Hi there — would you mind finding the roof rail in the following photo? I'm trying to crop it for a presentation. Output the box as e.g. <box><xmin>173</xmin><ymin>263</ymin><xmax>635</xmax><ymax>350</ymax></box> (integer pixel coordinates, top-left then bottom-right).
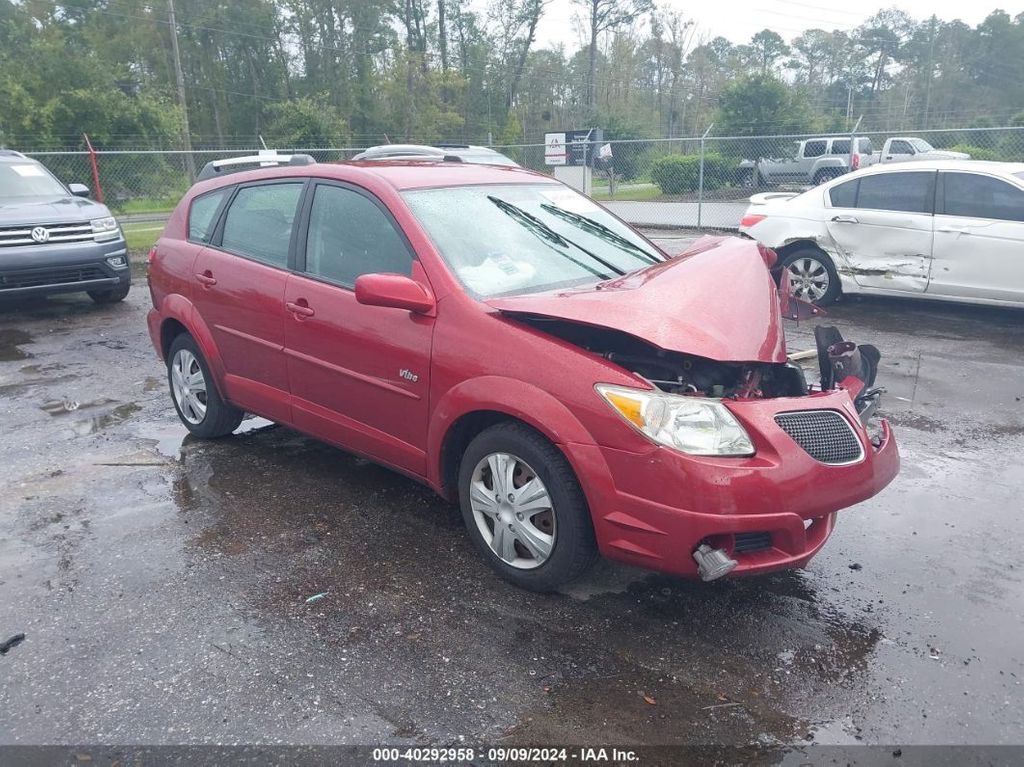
<box><xmin>196</xmin><ymin>150</ymin><xmax>316</xmax><ymax>182</ymax></box>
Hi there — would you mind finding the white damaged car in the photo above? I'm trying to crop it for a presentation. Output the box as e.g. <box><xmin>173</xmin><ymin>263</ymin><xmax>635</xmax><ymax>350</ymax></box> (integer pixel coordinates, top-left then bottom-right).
<box><xmin>739</xmin><ymin>160</ymin><xmax>1024</xmax><ymax>307</ymax></box>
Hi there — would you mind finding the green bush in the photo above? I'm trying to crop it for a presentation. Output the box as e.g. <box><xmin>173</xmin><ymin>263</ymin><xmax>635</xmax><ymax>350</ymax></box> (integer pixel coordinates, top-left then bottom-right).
<box><xmin>649</xmin><ymin>153</ymin><xmax>732</xmax><ymax>195</ymax></box>
<box><xmin>948</xmin><ymin>144</ymin><xmax>1001</xmax><ymax>161</ymax></box>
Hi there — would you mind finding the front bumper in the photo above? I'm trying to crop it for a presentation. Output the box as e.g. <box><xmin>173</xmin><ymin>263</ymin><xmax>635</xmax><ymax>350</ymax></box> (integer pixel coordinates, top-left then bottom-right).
<box><xmin>0</xmin><ymin>238</ymin><xmax>130</xmax><ymax>297</ymax></box>
<box><xmin>570</xmin><ymin>388</ymin><xmax>900</xmax><ymax>579</ymax></box>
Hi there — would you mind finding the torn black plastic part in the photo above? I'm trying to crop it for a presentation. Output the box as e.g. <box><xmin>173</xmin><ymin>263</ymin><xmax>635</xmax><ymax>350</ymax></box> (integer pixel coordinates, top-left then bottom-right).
<box><xmin>856</xmin><ymin>386</ymin><xmax>885</xmax><ymax>424</ymax></box>
<box><xmin>815</xmin><ymin>326</ymin><xmax>880</xmax><ymax>391</ymax></box>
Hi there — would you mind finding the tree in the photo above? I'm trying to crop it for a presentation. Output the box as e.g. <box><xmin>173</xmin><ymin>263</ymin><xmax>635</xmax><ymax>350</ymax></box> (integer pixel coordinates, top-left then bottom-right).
<box><xmin>715</xmin><ymin>74</ymin><xmax>813</xmax><ymax>136</ymax></box>
<box><xmin>573</xmin><ymin>0</ymin><xmax>653</xmax><ymax>107</ymax></box>
<box><xmin>748</xmin><ymin>29</ymin><xmax>789</xmax><ymax>75</ymax></box>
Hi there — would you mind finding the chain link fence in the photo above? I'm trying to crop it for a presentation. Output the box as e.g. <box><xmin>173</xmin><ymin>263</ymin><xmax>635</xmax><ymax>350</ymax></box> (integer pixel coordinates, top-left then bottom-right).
<box><xmin>23</xmin><ymin>127</ymin><xmax>1024</xmax><ymax>238</ymax></box>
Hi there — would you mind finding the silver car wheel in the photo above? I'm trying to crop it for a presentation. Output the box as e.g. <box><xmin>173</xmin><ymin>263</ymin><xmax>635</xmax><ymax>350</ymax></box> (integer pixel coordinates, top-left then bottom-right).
<box><xmin>170</xmin><ymin>349</ymin><xmax>208</xmax><ymax>425</ymax></box>
<box><xmin>787</xmin><ymin>257</ymin><xmax>831</xmax><ymax>302</ymax></box>
<box><xmin>469</xmin><ymin>452</ymin><xmax>556</xmax><ymax>570</ymax></box>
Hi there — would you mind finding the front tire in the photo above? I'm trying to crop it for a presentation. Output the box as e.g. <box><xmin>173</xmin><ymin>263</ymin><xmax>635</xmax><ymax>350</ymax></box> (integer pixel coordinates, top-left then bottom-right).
<box><xmin>458</xmin><ymin>422</ymin><xmax>597</xmax><ymax>591</ymax></box>
<box><xmin>88</xmin><ymin>280</ymin><xmax>131</xmax><ymax>304</ymax></box>
<box><xmin>166</xmin><ymin>334</ymin><xmax>244</xmax><ymax>438</ymax></box>
<box><xmin>780</xmin><ymin>248</ymin><xmax>841</xmax><ymax>305</ymax></box>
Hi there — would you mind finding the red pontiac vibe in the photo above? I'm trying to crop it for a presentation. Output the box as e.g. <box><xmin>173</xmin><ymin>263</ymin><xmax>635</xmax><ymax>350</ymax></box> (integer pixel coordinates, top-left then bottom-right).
<box><xmin>146</xmin><ymin>157</ymin><xmax>900</xmax><ymax>591</ymax></box>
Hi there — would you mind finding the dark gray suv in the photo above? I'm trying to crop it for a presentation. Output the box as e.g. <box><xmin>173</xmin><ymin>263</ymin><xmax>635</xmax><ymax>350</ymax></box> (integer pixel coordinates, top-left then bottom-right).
<box><xmin>0</xmin><ymin>150</ymin><xmax>130</xmax><ymax>303</ymax></box>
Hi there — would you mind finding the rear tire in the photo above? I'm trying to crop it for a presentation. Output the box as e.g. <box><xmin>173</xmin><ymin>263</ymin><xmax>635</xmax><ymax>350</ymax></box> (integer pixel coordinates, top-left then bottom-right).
<box><xmin>166</xmin><ymin>334</ymin><xmax>244</xmax><ymax>438</ymax></box>
<box><xmin>779</xmin><ymin>248</ymin><xmax>841</xmax><ymax>305</ymax></box>
<box><xmin>813</xmin><ymin>168</ymin><xmax>843</xmax><ymax>185</ymax></box>
<box><xmin>88</xmin><ymin>280</ymin><xmax>131</xmax><ymax>304</ymax></box>
<box><xmin>458</xmin><ymin>422</ymin><xmax>598</xmax><ymax>591</ymax></box>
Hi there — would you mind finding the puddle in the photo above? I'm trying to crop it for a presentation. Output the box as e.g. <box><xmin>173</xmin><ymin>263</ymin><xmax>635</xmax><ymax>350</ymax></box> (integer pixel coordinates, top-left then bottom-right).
<box><xmin>0</xmin><ymin>328</ymin><xmax>34</xmax><ymax>361</ymax></box>
<box><xmin>70</xmin><ymin>403</ymin><xmax>142</xmax><ymax>435</ymax></box>
<box><xmin>41</xmin><ymin>397</ymin><xmax>116</xmax><ymax>416</ymax></box>
<box><xmin>136</xmin><ymin>420</ymin><xmax>190</xmax><ymax>460</ymax></box>
<box><xmin>143</xmin><ymin>376</ymin><xmax>162</xmax><ymax>393</ymax></box>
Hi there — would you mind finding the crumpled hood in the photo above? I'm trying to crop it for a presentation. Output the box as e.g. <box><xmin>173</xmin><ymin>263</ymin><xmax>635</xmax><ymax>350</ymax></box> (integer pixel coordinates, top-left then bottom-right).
<box><xmin>0</xmin><ymin>196</ymin><xmax>110</xmax><ymax>226</ymax></box>
<box><xmin>487</xmin><ymin>236</ymin><xmax>788</xmax><ymax>363</ymax></box>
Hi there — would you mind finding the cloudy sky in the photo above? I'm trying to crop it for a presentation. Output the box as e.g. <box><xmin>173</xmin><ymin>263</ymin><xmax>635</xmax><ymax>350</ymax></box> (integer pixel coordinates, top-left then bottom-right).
<box><xmin>530</xmin><ymin>0</ymin><xmax>1024</xmax><ymax>49</ymax></box>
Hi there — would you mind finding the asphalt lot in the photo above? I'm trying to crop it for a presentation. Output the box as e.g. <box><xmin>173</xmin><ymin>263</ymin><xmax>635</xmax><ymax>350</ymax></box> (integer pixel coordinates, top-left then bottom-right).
<box><xmin>1</xmin><ymin>234</ymin><xmax>1022</xmax><ymax>749</ymax></box>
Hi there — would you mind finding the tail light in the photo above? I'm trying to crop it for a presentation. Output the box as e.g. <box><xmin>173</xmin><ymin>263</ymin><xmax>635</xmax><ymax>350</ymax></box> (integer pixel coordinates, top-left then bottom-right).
<box><xmin>851</xmin><ymin>153</ymin><xmax>860</xmax><ymax>170</ymax></box>
<box><xmin>740</xmin><ymin>213</ymin><xmax>766</xmax><ymax>228</ymax></box>
<box><xmin>147</xmin><ymin>246</ymin><xmax>157</xmax><ymax>265</ymax></box>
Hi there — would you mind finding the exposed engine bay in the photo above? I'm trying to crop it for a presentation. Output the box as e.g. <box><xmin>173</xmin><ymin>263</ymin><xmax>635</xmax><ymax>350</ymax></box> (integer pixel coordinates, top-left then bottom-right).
<box><xmin>512</xmin><ymin>316</ymin><xmax>886</xmax><ymax>415</ymax></box>
<box><xmin>514</xmin><ymin>317</ymin><xmax>809</xmax><ymax>399</ymax></box>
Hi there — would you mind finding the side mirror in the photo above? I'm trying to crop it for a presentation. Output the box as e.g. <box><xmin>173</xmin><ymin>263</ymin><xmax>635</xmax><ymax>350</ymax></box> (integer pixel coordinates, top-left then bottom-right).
<box><xmin>355</xmin><ymin>273</ymin><xmax>435</xmax><ymax>315</ymax></box>
<box><xmin>68</xmin><ymin>183</ymin><xmax>91</xmax><ymax>198</ymax></box>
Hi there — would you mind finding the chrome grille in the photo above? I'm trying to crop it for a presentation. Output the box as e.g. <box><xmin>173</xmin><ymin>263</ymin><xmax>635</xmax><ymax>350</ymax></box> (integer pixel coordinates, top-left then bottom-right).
<box><xmin>0</xmin><ymin>264</ymin><xmax>107</xmax><ymax>290</ymax></box>
<box><xmin>0</xmin><ymin>222</ymin><xmax>94</xmax><ymax>247</ymax></box>
<box><xmin>774</xmin><ymin>410</ymin><xmax>863</xmax><ymax>465</ymax></box>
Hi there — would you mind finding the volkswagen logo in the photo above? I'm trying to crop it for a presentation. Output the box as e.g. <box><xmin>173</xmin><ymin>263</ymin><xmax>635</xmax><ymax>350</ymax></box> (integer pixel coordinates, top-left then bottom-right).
<box><xmin>30</xmin><ymin>226</ymin><xmax>50</xmax><ymax>243</ymax></box>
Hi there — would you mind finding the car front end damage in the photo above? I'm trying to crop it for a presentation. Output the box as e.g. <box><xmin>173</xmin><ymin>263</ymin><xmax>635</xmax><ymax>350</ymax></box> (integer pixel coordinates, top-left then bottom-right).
<box><xmin>491</xmin><ymin>236</ymin><xmax>899</xmax><ymax>580</ymax></box>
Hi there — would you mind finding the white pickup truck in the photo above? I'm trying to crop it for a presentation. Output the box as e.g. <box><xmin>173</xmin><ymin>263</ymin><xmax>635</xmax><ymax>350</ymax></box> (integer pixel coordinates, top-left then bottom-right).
<box><xmin>740</xmin><ymin>136</ymin><xmax>969</xmax><ymax>187</ymax></box>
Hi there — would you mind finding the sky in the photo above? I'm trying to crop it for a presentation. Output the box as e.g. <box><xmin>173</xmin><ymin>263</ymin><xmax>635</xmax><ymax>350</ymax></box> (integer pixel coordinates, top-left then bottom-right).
<box><xmin>529</xmin><ymin>0</ymin><xmax>1024</xmax><ymax>50</ymax></box>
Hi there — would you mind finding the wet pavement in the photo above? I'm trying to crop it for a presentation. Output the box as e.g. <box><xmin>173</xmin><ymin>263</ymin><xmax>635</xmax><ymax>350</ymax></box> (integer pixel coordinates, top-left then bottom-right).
<box><xmin>1</xmin><ymin>246</ymin><xmax>1022</xmax><ymax>748</ymax></box>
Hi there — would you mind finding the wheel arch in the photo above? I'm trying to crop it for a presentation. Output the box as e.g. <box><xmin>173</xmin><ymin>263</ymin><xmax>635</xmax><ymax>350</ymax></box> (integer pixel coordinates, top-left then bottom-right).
<box><xmin>429</xmin><ymin>377</ymin><xmax>600</xmax><ymax>503</ymax></box>
<box><xmin>157</xmin><ymin>294</ymin><xmax>229</xmax><ymax>399</ymax></box>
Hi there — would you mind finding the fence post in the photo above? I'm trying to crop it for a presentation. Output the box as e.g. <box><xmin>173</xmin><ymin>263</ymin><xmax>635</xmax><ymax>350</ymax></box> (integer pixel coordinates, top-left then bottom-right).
<box><xmin>82</xmin><ymin>133</ymin><xmax>104</xmax><ymax>204</ymax></box>
<box><xmin>697</xmin><ymin>123</ymin><xmax>714</xmax><ymax>229</ymax></box>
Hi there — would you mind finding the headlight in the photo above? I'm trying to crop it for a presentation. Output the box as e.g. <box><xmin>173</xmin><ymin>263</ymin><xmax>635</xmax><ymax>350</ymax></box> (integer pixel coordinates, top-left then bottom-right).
<box><xmin>91</xmin><ymin>216</ymin><xmax>121</xmax><ymax>242</ymax></box>
<box><xmin>596</xmin><ymin>384</ymin><xmax>755</xmax><ymax>456</ymax></box>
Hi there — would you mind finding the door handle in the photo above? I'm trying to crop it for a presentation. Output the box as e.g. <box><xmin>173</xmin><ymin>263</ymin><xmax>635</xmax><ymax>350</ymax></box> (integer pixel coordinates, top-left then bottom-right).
<box><xmin>286</xmin><ymin>300</ymin><xmax>315</xmax><ymax>318</ymax></box>
<box><xmin>831</xmin><ymin>215</ymin><xmax>859</xmax><ymax>224</ymax></box>
<box><xmin>938</xmin><ymin>225</ymin><xmax>970</xmax><ymax>234</ymax></box>
<box><xmin>194</xmin><ymin>271</ymin><xmax>217</xmax><ymax>287</ymax></box>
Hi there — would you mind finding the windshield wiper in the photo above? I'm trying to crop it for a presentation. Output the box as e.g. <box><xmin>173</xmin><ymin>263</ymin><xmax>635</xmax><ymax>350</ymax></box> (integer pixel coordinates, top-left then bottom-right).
<box><xmin>540</xmin><ymin>203</ymin><xmax>661</xmax><ymax>264</ymax></box>
<box><xmin>487</xmin><ymin>196</ymin><xmax>626</xmax><ymax>277</ymax></box>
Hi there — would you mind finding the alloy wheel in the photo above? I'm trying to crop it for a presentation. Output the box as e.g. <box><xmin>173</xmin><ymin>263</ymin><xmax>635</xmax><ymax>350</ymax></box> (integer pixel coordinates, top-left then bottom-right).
<box><xmin>787</xmin><ymin>257</ymin><xmax>831</xmax><ymax>302</ymax></box>
<box><xmin>469</xmin><ymin>452</ymin><xmax>556</xmax><ymax>570</ymax></box>
<box><xmin>170</xmin><ymin>348</ymin><xmax>208</xmax><ymax>425</ymax></box>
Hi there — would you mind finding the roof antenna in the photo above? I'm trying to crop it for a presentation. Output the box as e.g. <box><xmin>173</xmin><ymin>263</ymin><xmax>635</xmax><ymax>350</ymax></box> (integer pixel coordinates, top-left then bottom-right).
<box><xmin>258</xmin><ymin>135</ymin><xmax>268</xmax><ymax>150</ymax></box>
<box><xmin>383</xmin><ymin>134</ymin><xmax>391</xmax><ymax>144</ymax></box>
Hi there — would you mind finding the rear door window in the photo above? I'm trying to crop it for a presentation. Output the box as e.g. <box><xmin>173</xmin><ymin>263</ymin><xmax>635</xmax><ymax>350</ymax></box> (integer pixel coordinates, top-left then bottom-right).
<box><xmin>855</xmin><ymin>171</ymin><xmax>935</xmax><ymax>214</ymax></box>
<box><xmin>219</xmin><ymin>182</ymin><xmax>304</xmax><ymax>267</ymax></box>
<box><xmin>829</xmin><ymin>179</ymin><xmax>858</xmax><ymax>208</ymax></box>
<box><xmin>188</xmin><ymin>188</ymin><xmax>229</xmax><ymax>243</ymax></box>
<box><xmin>803</xmin><ymin>140</ymin><xmax>826</xmax><ymax>158</ymax></box>
<box><xmin>830</xmin><ymin>140</ymin><xmax>851</xmax><ymax>155</ymax></box>
<box><xmin>939</xmin><ymin>172</ymin><xmax>1024</xmax><ymax>222</ymax></box>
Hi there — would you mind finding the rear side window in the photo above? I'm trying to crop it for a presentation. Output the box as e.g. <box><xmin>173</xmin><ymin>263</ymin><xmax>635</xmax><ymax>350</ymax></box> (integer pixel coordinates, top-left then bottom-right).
<box><xmin>830</xmin><ymin>140</ymin><xmax>850</xmax><ymax>155</ymax></box>
<box><xmin>858</xmin><ymin>138</ymin><xmax>874</xmax><ymax>155</ymax></box>
<box><xmin>304</xmin><ymin>184</ymin><xmax>413</xmax><ymax>286</ymax></box>
<box><xmin>888</xmin><ymin>140</ymin><xmax>913</xmax><ymax>154</ymax></box>
<box><xmin>220</xmin><ymin>182</ymin><xmax>303</xmax><ymax>267</ymax></box>
<box><xmin>855</xmin><ymin>172</ymin><xmax>934</xmax><ymax>214</ymax></box>
<box><xmin>829</xmin><ymin>179</ymin><xmax>858</xmax><ymax>207</ymax></box>
<box><xmin>188</xmin><ymin>189</ymin><xmax>228</xmax><ymax>243</ymax></box>
<box><xmin>940</xmin><ymin>172</ymin><xmax>1024</xmax><ymax>222</ymax></box>
<box><xmin>803</xmin><ymin>140</ymin><xmax>826</xmax><ymax>158</ymax></box>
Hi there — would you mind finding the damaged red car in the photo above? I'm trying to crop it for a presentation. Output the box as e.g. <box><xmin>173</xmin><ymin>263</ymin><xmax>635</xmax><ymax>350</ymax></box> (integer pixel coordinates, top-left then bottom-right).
<box><xmin>147</xmin><ymin>157</ymin><xmax>900</xmax><ymax>591</ymax></box>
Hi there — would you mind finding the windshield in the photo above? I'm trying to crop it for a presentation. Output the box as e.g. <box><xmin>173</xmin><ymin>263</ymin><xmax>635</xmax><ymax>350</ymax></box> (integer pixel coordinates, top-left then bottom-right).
<box><xmin>0</xmin><ymin>161</ymin><xmax>69</xmax><ymax>202</ymax></box>
<box><xmin>451</xmin><ymin>151</ymin><xmax>518</xmax><ymax>167</ymax></box>
<box><xmin>402</xmin><ymin>184</ymin><xmax>665</xmax><ymax>297</ymax></box>
<box><xmin>909</xmin><ymin>138</ymin><xmax>935</xmax><ymax>152</ymax></box>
